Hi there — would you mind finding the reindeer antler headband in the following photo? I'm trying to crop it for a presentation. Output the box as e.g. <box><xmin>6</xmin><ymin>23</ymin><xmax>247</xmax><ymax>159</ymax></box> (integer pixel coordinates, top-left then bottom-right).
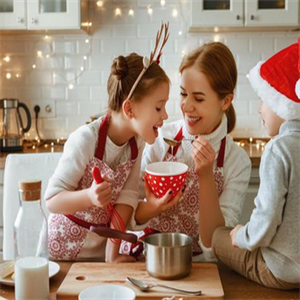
<box><xmin>127</xmin><ymin>22</ymin><xmax>170</xmax><ymax>100</ymax></box>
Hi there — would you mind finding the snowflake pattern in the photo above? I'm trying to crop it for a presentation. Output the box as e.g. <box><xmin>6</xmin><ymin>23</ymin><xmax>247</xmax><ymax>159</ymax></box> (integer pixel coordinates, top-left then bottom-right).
<box><xmin>48</xmin><ymin>155</ymin><xmax>137</xmax><ymax>260</ymax></box>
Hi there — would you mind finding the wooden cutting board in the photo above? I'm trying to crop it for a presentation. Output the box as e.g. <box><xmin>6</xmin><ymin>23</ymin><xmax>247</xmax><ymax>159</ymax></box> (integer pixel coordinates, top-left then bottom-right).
<box><xmin>56</xmin><ymin>262</ymin><xmax>224</xmax><ymax>300</ymax></box>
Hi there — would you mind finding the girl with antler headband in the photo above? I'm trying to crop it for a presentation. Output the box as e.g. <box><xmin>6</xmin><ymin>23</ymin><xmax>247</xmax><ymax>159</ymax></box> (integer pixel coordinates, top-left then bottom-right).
<box><xmin>44</xmin><ymin>23</ymin><xmax>180</xmax><ymax>262</ymax></box>
<box><xmin>127</xmin><ymin>42</ymin><xmax>252</xmax><ymax>262</ymax></box>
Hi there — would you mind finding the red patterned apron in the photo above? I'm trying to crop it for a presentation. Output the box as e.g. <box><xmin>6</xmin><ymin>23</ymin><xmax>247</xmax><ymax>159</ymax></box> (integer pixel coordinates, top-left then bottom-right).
<box><xmin>48</xmin><ymin>113</ymin><xmax>138</xmax><ymax>260</ymax></box>
<box><xmin>121</xmin><ymin>127</ymin><xmax>226</xmax><ymax>258</ymax></box>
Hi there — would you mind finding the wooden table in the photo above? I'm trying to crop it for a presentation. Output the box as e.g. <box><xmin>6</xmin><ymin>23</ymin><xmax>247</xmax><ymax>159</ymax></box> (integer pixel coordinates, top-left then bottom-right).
<box><xmin>0</xmin><ymin>262</ymin><xmax>299</xmax><ymax>300</ymax></box>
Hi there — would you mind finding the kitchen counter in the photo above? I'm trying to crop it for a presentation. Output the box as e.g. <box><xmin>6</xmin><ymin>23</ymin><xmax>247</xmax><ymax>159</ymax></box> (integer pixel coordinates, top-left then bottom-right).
<box><xmin>0</xmin><ymin>261</ymin><xmax>299</xmax><ymax>300</ymax></box>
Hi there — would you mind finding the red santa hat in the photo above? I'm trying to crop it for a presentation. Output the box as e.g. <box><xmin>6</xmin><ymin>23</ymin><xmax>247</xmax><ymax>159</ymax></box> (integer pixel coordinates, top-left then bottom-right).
<box><xmin>248</xmin><ymin>37</ymin><xmax>300</xmax><ymax>120</ymax></box>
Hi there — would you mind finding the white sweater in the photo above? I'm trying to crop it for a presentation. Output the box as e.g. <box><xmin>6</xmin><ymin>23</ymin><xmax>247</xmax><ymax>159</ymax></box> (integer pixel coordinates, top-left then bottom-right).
<box><xmin>139</xmin><ymin>115</ymin><xmax>252</xmax><ymax>259</ymax></box>
<box><xmin>45</xmin><ymin>117</ymin><xmax>145</xmax><ymax>211</ymax></box>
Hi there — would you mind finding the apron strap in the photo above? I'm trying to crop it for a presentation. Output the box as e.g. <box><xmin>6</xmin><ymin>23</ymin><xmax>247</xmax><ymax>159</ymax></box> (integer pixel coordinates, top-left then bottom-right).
<box><xmin>95</xmin><ymin>112</ymin><xmax>138</xmax><ymax>160</ymax></box>
<box><xmin>167</xmin><ymin>127</ymin><xmax>183</xmax><ymax>156</ymax></box>
<box><xmin>95</xmin><ymin>112</ymin><xmax>110</xmax><ymax>160</ymax></box>
<box><xmin>217</xmin><ymin>137</ymin><xmax>226</xmax><ymax>168</ymax></box>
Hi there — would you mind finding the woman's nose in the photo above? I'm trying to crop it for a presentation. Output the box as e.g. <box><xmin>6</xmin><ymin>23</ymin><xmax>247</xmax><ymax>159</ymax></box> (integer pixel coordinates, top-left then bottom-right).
<box><xmin>182</xmin><ymin>96</ymin><xmax>192</xmax><ymax>112</ymax></box>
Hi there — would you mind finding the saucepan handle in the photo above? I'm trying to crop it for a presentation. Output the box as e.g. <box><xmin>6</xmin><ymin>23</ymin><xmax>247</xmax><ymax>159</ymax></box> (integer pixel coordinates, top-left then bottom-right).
<box><xmin>90</xmin><ymin>225</ymin><xmax>138</xmax><ymax>244</ymax></box>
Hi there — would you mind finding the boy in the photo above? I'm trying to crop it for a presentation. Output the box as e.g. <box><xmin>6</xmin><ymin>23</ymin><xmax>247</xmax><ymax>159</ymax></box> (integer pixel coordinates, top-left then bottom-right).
<box><xmin>212</xmin><ymin>38</ymin><xmax>300</xmax><ymax>289</ymax></box>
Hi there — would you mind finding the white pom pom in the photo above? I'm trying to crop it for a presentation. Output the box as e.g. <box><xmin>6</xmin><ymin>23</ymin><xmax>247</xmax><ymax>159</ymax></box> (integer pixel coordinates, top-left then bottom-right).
<box><xmin>143</xmin><ymin>56</ymin><xmax>150</xmax><ymax>68</ymax></box>
<box><xmin>296</xmin><ymin>79</ymin><xmax>300</xmax><ymax>99</ymax></box>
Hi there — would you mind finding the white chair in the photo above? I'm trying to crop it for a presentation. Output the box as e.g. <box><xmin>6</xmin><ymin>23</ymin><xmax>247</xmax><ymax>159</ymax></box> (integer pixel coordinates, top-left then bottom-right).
<box><xmin>3</xmin><ymin>153</ymin><xmax>62</xmax><ymax>260</ymax></box>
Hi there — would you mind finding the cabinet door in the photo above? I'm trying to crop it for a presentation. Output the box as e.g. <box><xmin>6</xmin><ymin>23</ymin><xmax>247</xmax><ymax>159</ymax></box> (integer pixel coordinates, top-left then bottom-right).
<box><xmin>190</xmin><ymin>0</ymin><xmax>244</xmax><ymax>28</ymax></box>
<box><xmin>27</xmin><ymin>0</ymin><xmax>81</xmax><ymax>30</ymax></box>
<box><xmin>246</xmin><ymin>0</ymin><xmax>299</xmax><ymax>27</ymax></box>
<box><xmin>0</xmin><ymin>0</ymin><xmax>26</xmax><ymax>29</ymax></box>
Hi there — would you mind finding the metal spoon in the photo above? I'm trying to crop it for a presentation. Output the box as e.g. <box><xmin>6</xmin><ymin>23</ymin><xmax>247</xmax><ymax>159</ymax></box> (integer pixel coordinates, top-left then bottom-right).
<box><xmin>127</xmin><ymin>277</ymin><xmax>202</xmax><ymax>296</ymax></box>
<box><xmin>163</xmin><ymin>137</ymin><xmax>194</xmax><ymax>147</ymax></box>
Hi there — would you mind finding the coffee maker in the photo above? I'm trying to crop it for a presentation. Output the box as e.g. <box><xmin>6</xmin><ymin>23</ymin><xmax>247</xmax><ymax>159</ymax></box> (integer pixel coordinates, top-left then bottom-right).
<box><xmin>0</xmin><ymin>99</ymin><xmax>31</xmax><ymax>152</ymax></box>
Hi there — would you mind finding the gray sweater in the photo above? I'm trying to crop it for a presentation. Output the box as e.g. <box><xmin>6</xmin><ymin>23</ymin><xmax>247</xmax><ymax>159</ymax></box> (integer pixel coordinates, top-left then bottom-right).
<box><xmin>236</xmin><ymin>120</ymin><xmax>300</xmax><ymax>283</ymax></box>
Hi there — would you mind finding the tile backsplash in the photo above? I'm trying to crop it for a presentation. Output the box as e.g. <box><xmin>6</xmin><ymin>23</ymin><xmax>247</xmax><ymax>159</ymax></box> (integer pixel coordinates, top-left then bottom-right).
<box><xmin>0</xmin><ymin>1</ymin><xmax>299</xmax><ymax>139</ymax></box>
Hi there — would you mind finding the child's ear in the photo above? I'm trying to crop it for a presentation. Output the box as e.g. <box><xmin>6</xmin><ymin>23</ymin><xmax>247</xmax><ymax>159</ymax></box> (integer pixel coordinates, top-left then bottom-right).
<box><xmin>122</xmin><ymin>99</ymin><xmax>134</xmax><ymax>119</ymax></box>
<box><xmin>221</xmin><ymin>94</ymin><xmax>233</xmax><ymax>111</ymax></box>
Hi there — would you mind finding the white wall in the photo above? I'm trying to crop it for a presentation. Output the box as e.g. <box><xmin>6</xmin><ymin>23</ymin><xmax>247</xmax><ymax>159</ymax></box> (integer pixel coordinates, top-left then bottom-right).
<box><xmin>0</xmin><ymin>0</ymin><xmax>299</xmax><ymax>139</ymax></box>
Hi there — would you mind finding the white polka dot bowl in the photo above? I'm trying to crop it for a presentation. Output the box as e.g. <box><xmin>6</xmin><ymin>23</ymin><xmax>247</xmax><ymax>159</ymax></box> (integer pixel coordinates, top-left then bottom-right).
<box><xmin>145</xmin><ymin>161</ymin><xmax>188</xmax><ymax>199</ymax></box>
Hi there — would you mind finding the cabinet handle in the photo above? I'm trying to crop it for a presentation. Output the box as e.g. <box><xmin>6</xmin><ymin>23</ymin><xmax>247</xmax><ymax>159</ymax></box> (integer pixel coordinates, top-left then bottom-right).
<box><xmin>17</xmin><ymin>17</ymin><xmax>23</xmax><ymax>23</ymax></box>
<box><xmin>250</xmin><ymin>15</ymin><xmax>255</xmax><ymax>20</ymax></box>
<box><xmin>31</xmin><ymin>18</ymin><xmax>37</xmax><ymax>24</ymax></box>
<box><xmin>236</xmin><ymin>15</ymin><xmax>241</xmax><ymax>20</ymax></box>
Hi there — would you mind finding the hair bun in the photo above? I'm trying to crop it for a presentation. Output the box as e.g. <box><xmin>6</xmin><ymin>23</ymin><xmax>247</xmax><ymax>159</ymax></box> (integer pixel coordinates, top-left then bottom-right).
<box><xmin>111</xmin><ymin>56</ymin><xmax>128</xmax><ymax>80</ymax></box>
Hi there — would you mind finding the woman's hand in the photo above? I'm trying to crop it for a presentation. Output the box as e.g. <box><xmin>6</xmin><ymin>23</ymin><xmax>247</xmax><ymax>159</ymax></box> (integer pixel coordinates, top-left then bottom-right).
<box><xmin>192</xmin><ymin>137</ymin><xmax>215</xmax><ymax>177</ymax></box>
<box><xmin>135</xmin><ymin>178</ymin><xmax>184</xmax><ymax>225</ymax></box>
<box><xmin>87</xmin><ymin>177</ymin><xmax>112</xmax><ymax>208</ymax></box>
<box><xmin>230</xmin><ymin>224</ymin><xmax>243</xmax><ymax>248</ymax></box>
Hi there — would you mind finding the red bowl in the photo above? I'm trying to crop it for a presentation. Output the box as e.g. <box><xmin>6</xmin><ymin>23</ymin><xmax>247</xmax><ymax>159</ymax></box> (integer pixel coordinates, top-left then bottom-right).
<box><xmin>145</xmin><ymin>161</ymin><xmax>188</xmax><ymax>198</ymax></box>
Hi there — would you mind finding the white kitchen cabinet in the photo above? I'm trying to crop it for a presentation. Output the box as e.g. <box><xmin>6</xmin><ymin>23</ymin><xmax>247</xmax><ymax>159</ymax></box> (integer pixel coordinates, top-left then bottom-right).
<box><xmin>190</xmin><ymin>0</ymin><xmax>299</xmax><ymax>31</ymax></box>
<box><xmin>0</xmin><ymin>0</ymin><xmax>89</xmax><ymax>30</ymax></box>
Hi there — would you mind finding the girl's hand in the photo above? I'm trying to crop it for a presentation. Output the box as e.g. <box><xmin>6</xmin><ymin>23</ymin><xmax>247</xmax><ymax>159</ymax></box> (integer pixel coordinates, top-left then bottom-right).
<box><xmin>106</xmin><ymin>253</ymin><xmax>136</xmax><ymax>263</ymax></box>
<box><xmin>87</xmin><ymin>177</ymin><xmax>112</xmax><ymax>208</ymax></box>
<box><xmin>230</xmin><ymin>224</ymin><xmax>243</xmax><ymax>248</ymax></box>
<box><xmin>192</xmin><ymin>137</ymin><xmax>215</xmax><ymax>177</ymax></box>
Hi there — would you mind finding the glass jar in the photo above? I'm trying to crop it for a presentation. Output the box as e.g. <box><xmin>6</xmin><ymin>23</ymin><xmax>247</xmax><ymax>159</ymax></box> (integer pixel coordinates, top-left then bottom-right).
<box><xmin>14</xmin><ymin>180</ymin><xmax>49</xmax><ymax>300</ymax></box>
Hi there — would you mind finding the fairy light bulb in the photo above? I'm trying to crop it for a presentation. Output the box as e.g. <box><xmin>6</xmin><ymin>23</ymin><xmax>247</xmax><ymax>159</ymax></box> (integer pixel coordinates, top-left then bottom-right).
<box><xmin>6</xmin><ymin>73</ymin><xmax>11</xmax><ymax>79</ymax></box>
<box><xmin>32</xmin><ymin>64</ymin><xmax>36</xmax><ymax>69</ymax></box>
<box><xmin>37</xmin><ymin>50</ymin><xmax>43</xmax><ymax>57</ymax></box>
<box><xmin>172</xmin><ymin>8</ymin><xmax>178</xmax><ymax>18</ymax></box>
<box><xmin>148</xmin><ymin>6</ymin><xmax>153</xmax><ymax>15</ymax></box>
<box><xmin>16</xmin><ymin>73</ymin><xmax>21</xmax><ymax>78</ymax></box>
<box><xmin>96</xmin><ymin>1</ymin><xmax>103</xmax><ymax>7</ymax></box>
<box><xmin>3</xmin><ymin>56</ymin><xmax>10</xmax><ymax>62</ymax></box>
<box><xmin>68</xmin><ymin>83</ymin><xmax>74</xmax><ymax>90</ymax></box>
<box><xmin>160</xmin><ymin>0</ymin><xmax>166</xmax><ymax>6</ymax></box>
<box><xmin>115</xmin><ymin>8</ymin><xmax>121</xmax><ymax>16</ymax></box>
<box><xmin>128</xmin><ymin>9</ymin><xmax>134</xmax><ymax>16</ymax></box>
<box><xmin>44</xmin><ymin>35</ymin><xmax>50</xmax><ymax>40</ymax></box>
<box><xmin>85</xmin><ymin>39</ymin><xmax>89</xmax><ymax>43</ymax></box>
<box><xmin>83</xmin><ymin>55</ymin><xmax>87</xmax><ymax>60</ymax></box>
<box><xmin>80</xmin><ymin>66</ymin><xmax>84</xmax><ymax>71</ymax></box>
<box><xmin>46</xmin><ymin>54</ymin><xmax>50</xmax><ymax>58</ymax></box>
<box><xmin>178</xmin><ymin>30</ymin><xmax>182</xmax><ymax>35</ymax></box>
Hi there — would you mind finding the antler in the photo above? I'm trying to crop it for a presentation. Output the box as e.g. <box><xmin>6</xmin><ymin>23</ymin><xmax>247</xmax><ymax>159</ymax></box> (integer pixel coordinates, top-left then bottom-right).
<box><xmin>127</xmin><ymin>22</ymin><xmax>170</xmax><ymax>100</ymax></box>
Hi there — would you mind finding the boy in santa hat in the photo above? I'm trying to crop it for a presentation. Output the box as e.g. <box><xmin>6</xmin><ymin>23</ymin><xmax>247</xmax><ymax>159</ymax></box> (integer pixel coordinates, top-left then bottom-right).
<box><xmin>212</xmin><ymin>38</ymin><xmax>300</xmax><ymax>289</ymax></box>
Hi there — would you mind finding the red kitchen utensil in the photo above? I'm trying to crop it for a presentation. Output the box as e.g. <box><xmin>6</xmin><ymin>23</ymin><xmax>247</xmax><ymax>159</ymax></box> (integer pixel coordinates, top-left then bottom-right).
<box><xmin>92</xmin><ymin>167</ymin><xmax>126</xmax><ymax>244</ymax></box>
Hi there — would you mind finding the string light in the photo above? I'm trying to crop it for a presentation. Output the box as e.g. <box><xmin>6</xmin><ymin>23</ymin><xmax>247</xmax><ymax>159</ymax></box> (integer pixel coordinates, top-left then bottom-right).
<box><xmin>3</xmin><ymin>56</ymin><xmax>10</xmax><ymax>62</ymax></box>
<box><xmin>6</xmin><ymin>73</ymin><xmax>11</xmax><ymax>79</ymax></box>
<box><xmin>32</xmin><ymin>64</ymin><xmax>36</xmax><ymax>69</ymax></box>
<box><xmin>148</xmin><ymin>6</ymin><xmax>153</xmax><ymax>15</ymax></box>
<box><xmin>172</xmin><ymin>8</ymin><xmax>178</xmax><ymax>18</ymax></box>
<box><xmin>96</xmin><ymin>1</ymin><xmax>103</xmax><ymax>7</ymax></box>
<box><xmin>115</xmin><ymin>8</ymin><xmax>121</xmax><ymax>16</ymax></box>
<box><xmin>160</xmin><ymin>0</ymin><xmax>166</xmax><ymax>6</ymax></box>
<box><xmin>128</xmin><ymin>9</ymin><xmax>134</xmax><ymax>16</ymax></box>
<box><xmin>37</xmin><ymin>51</ymin><xmax>43</xmax><ymax>57</ymax></box>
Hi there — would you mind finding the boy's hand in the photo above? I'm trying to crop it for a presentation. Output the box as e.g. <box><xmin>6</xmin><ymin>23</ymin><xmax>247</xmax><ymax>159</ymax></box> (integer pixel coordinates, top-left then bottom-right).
<box><xmin>192</xmin><ymin>137</ymin><xmax>215</xmax><ymax>177</ymax></box>
<box><xmin>87</xmin><ymin>176</ymin><xmax>112</xmax><ymax>208</ymax></box>
<box><xmin>230</xmin><ymin>224</ymin><xmax>243</xmax><ymax>248</ymax></box>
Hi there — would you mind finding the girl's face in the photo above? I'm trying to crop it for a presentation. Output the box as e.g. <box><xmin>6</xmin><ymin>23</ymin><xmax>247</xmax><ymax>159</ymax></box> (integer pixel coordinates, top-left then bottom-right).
<box><xmin>131</xmin><ymin>82</ymin><xmax>169</xmax><ymax>144</ymax></box>
<box><xmin>180</xmin><ymin>66</ymin><xmax>231</xmax><ymax>135</ymax></box>
<box><xmin>258</xmin><ymin>101</ymin><xmax>284</xmax><ymax>137</ymax></box>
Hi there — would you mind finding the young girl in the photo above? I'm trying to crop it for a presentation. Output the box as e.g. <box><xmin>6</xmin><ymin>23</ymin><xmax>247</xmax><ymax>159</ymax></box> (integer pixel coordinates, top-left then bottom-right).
<box><xmin>128</xmin><ymin>42</ymin><xmax>252</xmax><ymax>261</ymax></box>
<box><xmin>45</xmin><ymin>25</ymin><xmax>172</xmax><ymax>262</ymax></box>
<box><xmin>213</xmin><ymin>40</ymin><xmax>300</xmax><ymax>289</ymax></box>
